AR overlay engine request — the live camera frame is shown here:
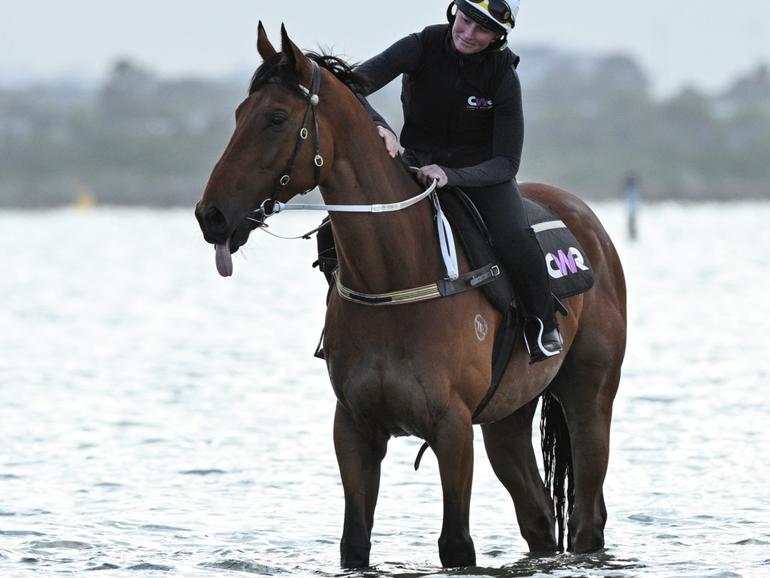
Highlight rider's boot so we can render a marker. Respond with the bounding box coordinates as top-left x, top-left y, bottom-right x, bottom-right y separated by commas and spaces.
507, 232, 565, 363
523, 313, 564, 363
